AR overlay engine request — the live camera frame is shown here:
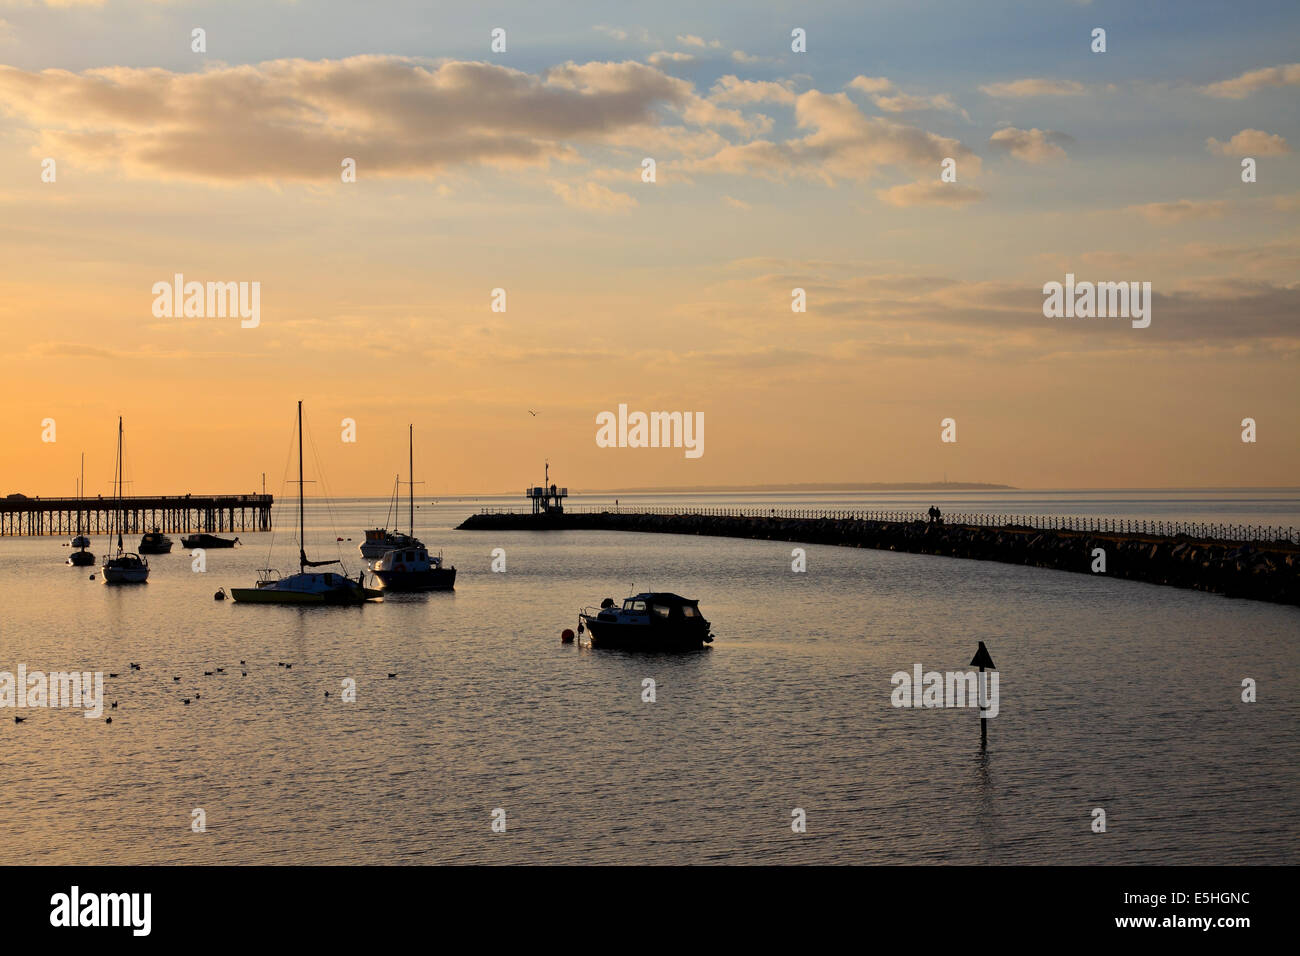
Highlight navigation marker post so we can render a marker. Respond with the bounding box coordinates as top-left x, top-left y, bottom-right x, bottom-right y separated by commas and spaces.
970, 641, 997, 750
